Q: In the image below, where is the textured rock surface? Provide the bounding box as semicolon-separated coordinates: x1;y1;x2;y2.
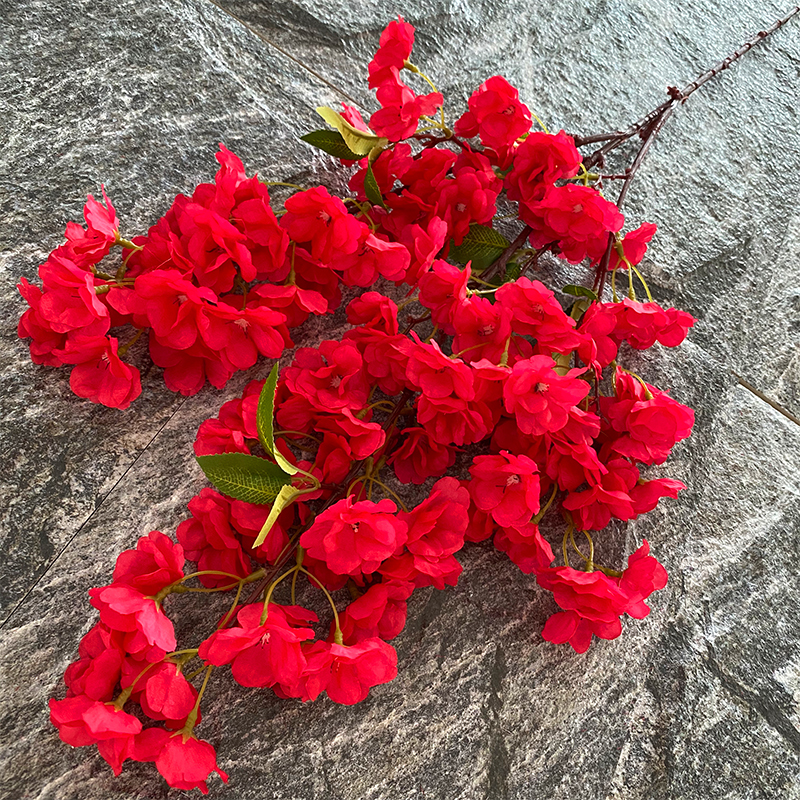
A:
1;0;800;798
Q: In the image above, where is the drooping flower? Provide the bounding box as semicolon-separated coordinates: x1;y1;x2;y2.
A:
155;734;229;794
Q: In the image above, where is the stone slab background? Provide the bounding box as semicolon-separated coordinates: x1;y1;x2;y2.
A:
1;0;799;798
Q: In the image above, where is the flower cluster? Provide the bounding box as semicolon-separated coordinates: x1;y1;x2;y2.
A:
46;15;698;793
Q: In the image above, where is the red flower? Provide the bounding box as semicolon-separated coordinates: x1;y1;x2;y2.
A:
434;155;501;245
248;282;329;328
132;269;217;349
603;369;695;464
281;186;365;263
139;662;198;726
416;393;494;446
396;216;449;286
344;329;412;396
17;278;68;366
541;610;621;654
61;336;142;410
64;623;124;701
339;234;411;287
62;188;120;267
418;259;470;333
338;581;414;644
540;540;668;652
619;540;669;617
545;435;607;491
494;522;554;573
284;340;370;411
37;254;111;334
88;585;177;657
504;131;581;202
520;184;624;264
112;531;184;596
370;80;444;142
613;298;695;349
300;638;398;704
401;476;470;561
406;336;474;400
346;291;399;334
199;603;316;692
468;452;541;528
368;16;415;89
389;427;457;484
451;296;516;364
176;488;251;588
49;695;141;748
454;76;532;158
155;735;229;794
197;299;289;370
561;457;638;530
503;356;589;435
495;277;583;353
300;497;408;576
609;222;657;270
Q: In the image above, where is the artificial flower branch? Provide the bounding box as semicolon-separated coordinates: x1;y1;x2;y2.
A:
30;10;799;794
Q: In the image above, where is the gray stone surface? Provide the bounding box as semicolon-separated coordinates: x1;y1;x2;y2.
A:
1;0;799;798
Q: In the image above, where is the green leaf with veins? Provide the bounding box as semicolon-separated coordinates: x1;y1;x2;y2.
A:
300;130;363;161
195;453;292;505
256;363;298;476
448;224;511;271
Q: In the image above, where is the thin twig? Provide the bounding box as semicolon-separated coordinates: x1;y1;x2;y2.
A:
482;225;531;281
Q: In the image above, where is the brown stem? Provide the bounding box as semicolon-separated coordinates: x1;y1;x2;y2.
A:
582;6;800;171
481;225;531;281
591;6;800;298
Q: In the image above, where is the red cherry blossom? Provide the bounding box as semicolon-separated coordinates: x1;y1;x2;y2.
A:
495;277;583;353
389;426;458;484
338;580;414;644
609;222;657;270
301;638;398;705
300;498;408;576
561;457;638;530
112;531;184;596
281;186;365;263
199;603;316;692
454;76;532;158
49;695;141;748
283;340;370;411
504;131;582;202
418;259;470;333
155;734;229;794
469;452;541;528
61;336;142;410
368;16;415;89
406;336;474;400
494;522;554;573
371;80;444;142
521;184;625;264
346;291;399;334
88;585;177;657
503;355;590;436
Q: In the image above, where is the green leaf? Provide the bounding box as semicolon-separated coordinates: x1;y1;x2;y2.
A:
196;453;292;505
316;107;389;156
252;484;304;548
300;130;363;161
562;284;598;301
256;363;298;476
364;163;387;208
448;224;511;271
505;261;522;281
